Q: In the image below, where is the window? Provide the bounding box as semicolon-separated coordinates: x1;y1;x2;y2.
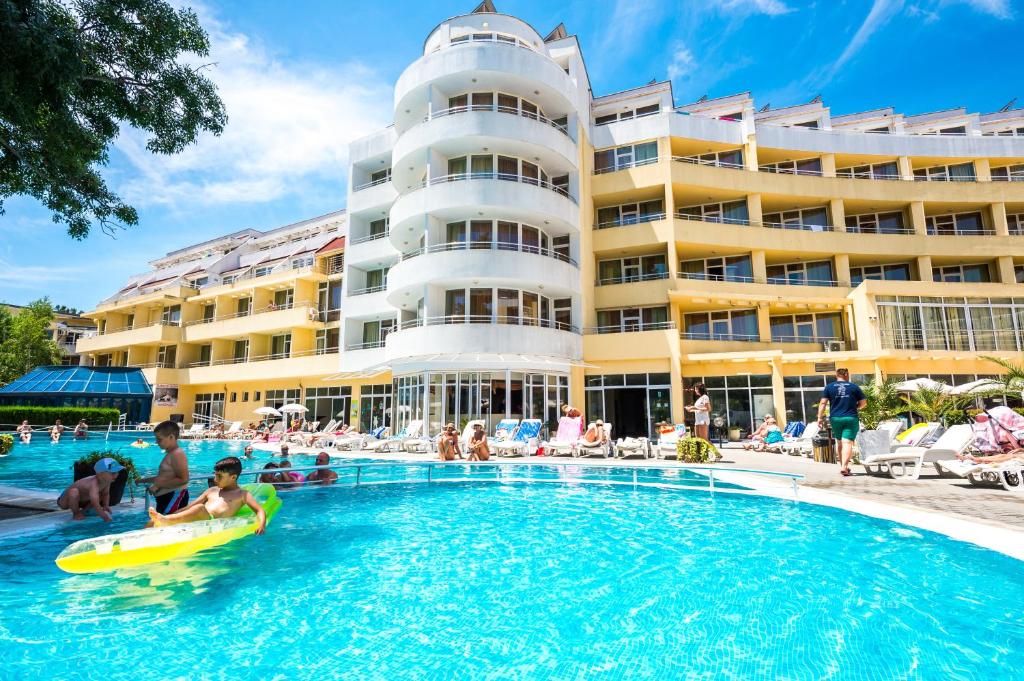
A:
125;314;134;329
254;265;275;277
770;312;842;343
983;127;1024;137
914;162;975;182
156;345;176;368
677;149;744;168
360;319;395;348
683;309;758;341
679;255;754;282
95;354;112;367
991;164;1024;182
198;344;212;365
759;157;823;176
315;328;340;354
553;298;572;330
794;120;819;129
933;264;991;283
161;305;181;325
925;212;987;236
469;288;493;322
1008;214;1024;236
290;255;313;270
270;333;292;359
242;391;249;402
201;303;216;323
265;389;301;410
236;297;251;316
596;199;665;228
369;218;389;237
365;268;388;291
369;168;391;185
595;306;669;332
194;392;225;421
877;297;1022;352
837;161;900;180
594;141;658;173
593;103;660;125
233;339;249;362
762;207;830;231
273;288;294;309
850;263;912;286
845;211;907;234
230;392;237;403
254;391;261;402
766;260;835;286
190;276;209;288
597;254;668;285
677;199;750;225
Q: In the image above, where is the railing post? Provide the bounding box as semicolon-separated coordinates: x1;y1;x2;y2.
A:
708;469;715;495
427;465;432;484
632;469;638;489
791;477;798;500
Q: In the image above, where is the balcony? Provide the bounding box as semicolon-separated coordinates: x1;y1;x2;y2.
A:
182;302;322;342
183;348;340;383
346;232;399;267
384;316;581;364
342;286;391;319
77;322;182;353
596;271;669;286
195;262;327;295
389;173;579;240
583;322;678;362
595;213;667;230
348;177;397;214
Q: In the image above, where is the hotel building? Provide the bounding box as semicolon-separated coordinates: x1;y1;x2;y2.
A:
78;2;1024;438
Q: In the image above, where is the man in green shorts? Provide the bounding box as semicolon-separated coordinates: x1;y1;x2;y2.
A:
817;368;867;477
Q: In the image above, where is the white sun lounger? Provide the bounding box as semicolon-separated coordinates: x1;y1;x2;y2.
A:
370;420;423;453
934;457;1023;492
616;436;649;459
179;424;206;439
861;424;974;480
780;421;819;457
654;424;688;459
494;419;542;457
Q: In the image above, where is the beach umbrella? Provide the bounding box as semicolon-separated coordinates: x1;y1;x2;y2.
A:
893;378;950;393
254;406;281;416
280;403;308;413
950;378;1002;395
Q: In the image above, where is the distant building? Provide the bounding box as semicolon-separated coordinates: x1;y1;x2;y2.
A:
2;304;97;367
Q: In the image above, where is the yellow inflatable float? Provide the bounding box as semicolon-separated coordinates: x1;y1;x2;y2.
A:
55;483;281;574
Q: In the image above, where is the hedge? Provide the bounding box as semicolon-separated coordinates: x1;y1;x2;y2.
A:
0;406;121;428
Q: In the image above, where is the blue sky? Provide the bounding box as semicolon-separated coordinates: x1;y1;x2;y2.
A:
1;0;1019;310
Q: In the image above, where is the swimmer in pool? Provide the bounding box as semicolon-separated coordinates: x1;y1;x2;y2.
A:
130;438;150;448
147;457;266;534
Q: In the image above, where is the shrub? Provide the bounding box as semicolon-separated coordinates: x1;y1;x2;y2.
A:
0;434;12;456
75;450;142;483
676;437;718;463
0;406;120;428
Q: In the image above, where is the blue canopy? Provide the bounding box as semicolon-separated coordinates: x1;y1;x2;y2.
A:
0;366;152;396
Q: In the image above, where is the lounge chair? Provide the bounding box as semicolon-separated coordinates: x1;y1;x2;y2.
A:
616;436;649;459
574;422;613;458
860;424;974;480
935;457;1024;492
780;421;819;457
370;420;423;453
334;426;387;451
542;416;582;457
655;424;688;459
853;421;904;460
494;419;542;457
404;419;450;454
488;419;519;446
179;424;206;440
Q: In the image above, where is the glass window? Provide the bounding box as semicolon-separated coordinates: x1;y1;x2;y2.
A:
469;288;493;322
445;289;466;318
496;289;519;324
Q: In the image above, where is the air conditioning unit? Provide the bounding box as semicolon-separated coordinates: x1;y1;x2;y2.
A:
823;341;846;352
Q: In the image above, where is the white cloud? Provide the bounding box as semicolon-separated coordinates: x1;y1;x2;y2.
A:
828;0;906;80
711;0;793;16
0;259;88;288
958;0;1012;18
667;44;697;83
114;7;392;208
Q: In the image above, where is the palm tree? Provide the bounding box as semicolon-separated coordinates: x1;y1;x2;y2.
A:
982;356;1024;396
901;386;973;425
859;376;904;430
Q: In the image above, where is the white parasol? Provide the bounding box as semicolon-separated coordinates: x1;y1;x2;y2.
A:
893;378;951;393
253;406;281;416
279;403;308;413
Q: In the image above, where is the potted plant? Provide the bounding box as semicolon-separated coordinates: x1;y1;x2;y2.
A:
0;434;13;456
676;436;719;463
72;451;141;506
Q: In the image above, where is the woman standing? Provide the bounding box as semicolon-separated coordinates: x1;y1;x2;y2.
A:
686;383;711;441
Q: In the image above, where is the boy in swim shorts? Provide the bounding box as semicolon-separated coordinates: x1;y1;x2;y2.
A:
148;456;265;534
139;421;191;525
57;457;122;521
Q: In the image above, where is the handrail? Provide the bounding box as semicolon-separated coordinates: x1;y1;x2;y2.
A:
675;212;755;227
409;172;576;203
584;321;676;334
399;241;577;267
353;175;391;191
671;155;745;170
394;315;578;334
350;285;387;296
95;320;180;336
206;262;325;289
138;460;805;507
681;331;760;342
595;212;666;229
350;231;389;245
677;272;756;283
424;103;570;137
593;156;659;175
913;174;978;183
925;228;994;236
596;272;669;286
345;340;385;351
183;301;319;327
844;225;916;235
758;165;825;177
765;277;839;287
186;347;339;368
771;335;844;344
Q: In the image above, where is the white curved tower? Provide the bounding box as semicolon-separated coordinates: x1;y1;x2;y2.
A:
342;5;591;434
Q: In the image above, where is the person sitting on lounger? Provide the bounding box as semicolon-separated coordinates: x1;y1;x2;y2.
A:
744;416;781;451
582;420;607;445
306;452;338;485
466;423;490;461
148;456;265;534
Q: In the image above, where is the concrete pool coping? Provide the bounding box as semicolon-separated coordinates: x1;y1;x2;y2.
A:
3;449;1022;562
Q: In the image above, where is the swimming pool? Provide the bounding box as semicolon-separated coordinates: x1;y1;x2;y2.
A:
1;478;1021;679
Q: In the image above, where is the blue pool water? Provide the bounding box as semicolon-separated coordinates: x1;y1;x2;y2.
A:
1;479;1022;679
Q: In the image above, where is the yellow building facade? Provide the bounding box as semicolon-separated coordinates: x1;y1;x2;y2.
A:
78;4;1024;438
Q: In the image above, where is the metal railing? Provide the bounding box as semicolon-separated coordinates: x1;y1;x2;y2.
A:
844;225;916;235
399;241;577;267
836;170;903;181
410;172;575;203
925;228;994;236
681;331;761;342
585;321;676;334
447;31;538;53
762;220;835;233
394;315;577;333
184;347;339;369
595;213;666;229
424;104;570;137
349;284;387;296
913;174;977;183
758;165;825;177
765;277;839;288
183;301;319;327
593;156;660;175
991;174;1024;182
140;460;805;507
675;212;755;227
345;340;386;351
879;330;1021;353
771;335;844;344
353;175;391;192
95;320;180;336
350;232;389;245
677;272;755;283
672;155;746;170
596;271;669;286
209;262;326;288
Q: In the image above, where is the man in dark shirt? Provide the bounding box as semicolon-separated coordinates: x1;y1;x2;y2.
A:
817;368;867;477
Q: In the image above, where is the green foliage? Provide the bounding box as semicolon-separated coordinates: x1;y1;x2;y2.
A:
981;356;1024;395
859;376;905;430
967;406;1024;419
676;436;717;463
0;405;119;426
0;434;12;455
52;304;81;316
900;387;973;426
76;449;141;483
0;0;226;238
0;298;63;385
